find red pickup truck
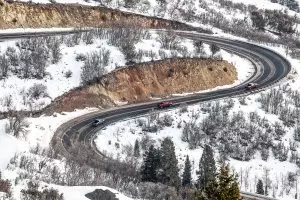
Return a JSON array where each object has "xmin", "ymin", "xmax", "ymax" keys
[{"xmin": 157, "ymin": 102, "xmax": 173, "ymax": 109}]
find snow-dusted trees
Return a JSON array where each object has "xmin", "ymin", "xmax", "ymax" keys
[
  {"xmin": 182, "ymin": 155, "xmax": 192, "ymax": 187},
  {"xmin": 258, "ymin": 89, "xmax": 284, "ymax": 115},
  {"xmin": 197, "ymin": 144, "xmax": 216, "ymax": 189},
  {"xmin": 80, "ymin": 49, "xmax": 110, "ymax": 84},
  {"xmin": 251, "ymin": 11, "xmax": 266, "ymax": 30},
  {"xmin": 271, "ymin": 0, "xmax": 299, "ymax": 12},
  {"xmin": 197, "ymin": 164, "xmax": 240, "ymax": 200},
  {"xmin": 0, "ymin": 172, "xmax": 11, "ymax": 196},
  {"xmin": 157, "ymin": 30, "xmax": 180, "ymax": 50},
  {"xmin": 6, "ymin": 113, "xmax": 29, "ymax": 138},
  {"xmin": 0, "ymin": 54, "xmax": 9, "ymax": 79},
  {"xmin": 133, "ymin": 139, "xmax": 140, "ymax": 157},
  {"xmin": 140, "ymin": 145, "xmax": 161, "ymax": 183},
  {"xmin": 159, "ymin": 137, "xmax": 180, "ymax": 189},
  {"xmin": 0, "ymin": 36, "xmax": 62, "ymax": 79},
  {"xmin": 5, "ymin": 47, "xmax": 19, "ymax": 68},
  {"xmin": 28, "ymin": 83, "xmax": 48, "ymax": 100},
  {"xmin": 256, "ymin": 179, "xmax": 264, "ymax": 195},
  {"xmin": 21, "ymin": 181, "xmax": 63, "ymax": 200},
  {"xmin": 140, "ymin": 138, "xmax": 180, "ymax": 189},
  {"xmin": 123, "ymin": 0, "xmax": 137, "ymax": 8}
]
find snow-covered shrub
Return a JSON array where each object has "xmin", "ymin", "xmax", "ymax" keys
[
  {"xmin": 75, "ymin": 53, "xmax": 87, "ymax": 62},
  {"xmin": 28, "ymin": 83, "xmax": 48, "ymax": 100},
  {"xmin": 157, "ymin": 30, "xmax": 180, "ymax": 50},
  {"xmin": 80, "ymin": 49, "xmax": 110, "ymax": 84},
  {"xmin": 120, "ymin": 42, "xmax": 136, "ymax": 65},
  {"xmin": 64, "ymin": 70, "xmax": 73, "ymax": 78},
  {"xmin": 64, "ymin": 32, "xmax": 82, "ymax": 47},
  {"xmin": 157, "ymin": 114, "xmax": 174, "ymax": 127},
  {"xmin": 6, "ymin": 114, "xmax": 29, "ymax": 138},
  {"xmin": 0, "ymin": 54, "xmax": 9, "ymax": 79},
  {"xmin": 257, "ymin": 89, "xmax": 284, "ymax": 115},
  {"xmin": 5, "ymin": 47, "xmax": 20, "ymax": 67}
]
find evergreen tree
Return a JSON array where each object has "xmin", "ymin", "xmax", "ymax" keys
[
  {"xmin": 182, "ymin": 155, "xmax": 192, "ymax": 187},
  {"xmin": 159, "ymin": 137, "xmax": 181, "ymax": 189},
  {"xmin": 196, "ymin": 164, "xmax": 240, "ymax": 200},
  {"xmin": 256, "ymin": 179, "xmax": 264, "ymax": 195},
  {"xmin": 197, "ymin": 144, "xmax": 216, "ymax": 189},
  {"xmin": 217, "ymin": 164, "xmax": 240, "ymax": 200},
  {"xmin": 133, "ymin": 139, "xmax": 140, "ymax": 157},
  {"xmin": 140, "ymin": 145, "xmax": 160, "ymax": 182}
]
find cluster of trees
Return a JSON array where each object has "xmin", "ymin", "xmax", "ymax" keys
[
  {"xmin": 251, "ymin": 9, "xmax": 298, "ymax": 34},
  {"xmin": 80, "ymin": 49, "xmax": 110, "ymax": 84},
  {"xmin": 140, "ymin": 137, "xmax": 180, "ymax": 189},
  {"xmin": 271, "ymin": 0, "xmax": 300, "ymax": 12},
  {"xmin": 0, "ymin": 171, "xmax": 11, "ymax": 198},
  {"xmin": 21, "ymin": 181, "xmax": 63, "ymax": 200},
  {"xmin": 0, "ymin": 36, "xmax": 62, "ymax": 80},
  {"xmin": 177, "ymin": 93, "xmax": 300, "ymax": 164},
  {"xmin": 140, "ymin": 138, "xmax": 240, "ymax": 199}
]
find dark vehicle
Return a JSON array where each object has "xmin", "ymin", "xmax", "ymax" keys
[
  {"xmin": 92, "ymin": 119, "xmax": 105, "ymax": 127},
  {"xmin": 245, "ymin": 83, "xmax": 258, "ymax": 90},
  {"xmin": 158, "ymin": 102, "xmax": 173, "ymax": 109}
]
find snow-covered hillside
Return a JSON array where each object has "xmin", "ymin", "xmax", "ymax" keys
[
  {"xmin": 93, "ymin": 44, "xmax": 300, "ymax": 200},
  {"xmin": 0, "ymin": 0, "xmax": 299, "ymax": 199},
  {"xmin": 0, "ymin": 28, "xmax": 254, "ymax": 199}
]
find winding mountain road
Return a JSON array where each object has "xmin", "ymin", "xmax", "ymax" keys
[
  {"xmin": 0, "ymin": 30, "xmax": 288, "ymax": 200},
  {"xmin": 50, "ymin": 31, "xmax": 290, "ymax": 200}
]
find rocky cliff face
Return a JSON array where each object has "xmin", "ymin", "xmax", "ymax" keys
[
  {"xmin": 0, "ymin": 0, "xmax": 203, "ymax": 30},
  {"xmin": 48, "ymin": 59, "xmax": 237, "ymax": 113}
]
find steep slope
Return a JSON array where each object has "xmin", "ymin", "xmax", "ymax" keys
[
  {"xmin": 49, "ymin": 59, "xmax": 237, "ymax": 112},
  {"xmin": 0, "ymin": 0, "xmax": 205, "ymax": 31}
]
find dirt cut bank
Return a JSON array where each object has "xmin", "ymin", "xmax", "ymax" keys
[
  {"xmin": 0, "ymin": 0, "xmax": 209, "ymax": 31},
  {"xmin": 48, "ymin": 59, "xmax": 237, "ymax": 113}
]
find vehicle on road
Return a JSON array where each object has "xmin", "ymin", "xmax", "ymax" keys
[
  {"xmin": 245, "ymin": 83, "xmax": 259, "ymax": 90},
  {"xmin": 157, "ymin": 102, "xmax": 173, "ymax": 109},
  {"xmin": 92, "ymin": 119, "xmax": 105, "ymax": 127}
]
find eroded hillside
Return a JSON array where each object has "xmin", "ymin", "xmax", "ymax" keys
[
  {"xmin": 0, "ymin": 0, "xmax": 203, "ymax": 30},
  {"xmin": 48, "ymin": 59, "xmax": 237, "ymax": 113}
]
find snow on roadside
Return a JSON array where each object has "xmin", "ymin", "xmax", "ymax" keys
[{"xmin": 0, "ymin": 108, "xmax": 98, "ymax": 171}]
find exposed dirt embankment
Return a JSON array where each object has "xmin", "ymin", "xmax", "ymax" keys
[
  {"xmin": 47, "ymin": 59, "xmax": 237, "ymax": 113},
  {"xmin": 0, "ymin": 0, "xmax": 207, "ymax": 31}
]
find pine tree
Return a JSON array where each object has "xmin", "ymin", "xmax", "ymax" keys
[
  {"xmin": 133, "ymin": 139, "xmax": 140, "ymax": 157},
  {"xmin": 197, "ymin": 164, "xmax": 240, "ymax": 200},
  {"xmin": 159, "ymin": 137, "xmax": 181, "ymax": 189},
  {"xmin": 140, "ymin": 145, "xmax": 160, "ymax": 182},
  {"xmin": 197, "ymin": 144, "xmax": 216, "ymax": 189},
  {"xmin": 217, "ymin": 164, "xmax": 240, "ymax": 200},
  {"xmin": 182, "ymin": 155, "xmax": 192, "ymax": 187},
  {"xmin": 256, "ymin": 179, "xmax": 264, "ymax": 195}
]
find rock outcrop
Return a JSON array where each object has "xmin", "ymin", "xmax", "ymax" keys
[
  {"xmin": 48, "ymin": 59, "xmax": 237, "ymax": 113},
  {"xmin": 0, "ymin": 0, "xmax": 207, "ymax": 31}
]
